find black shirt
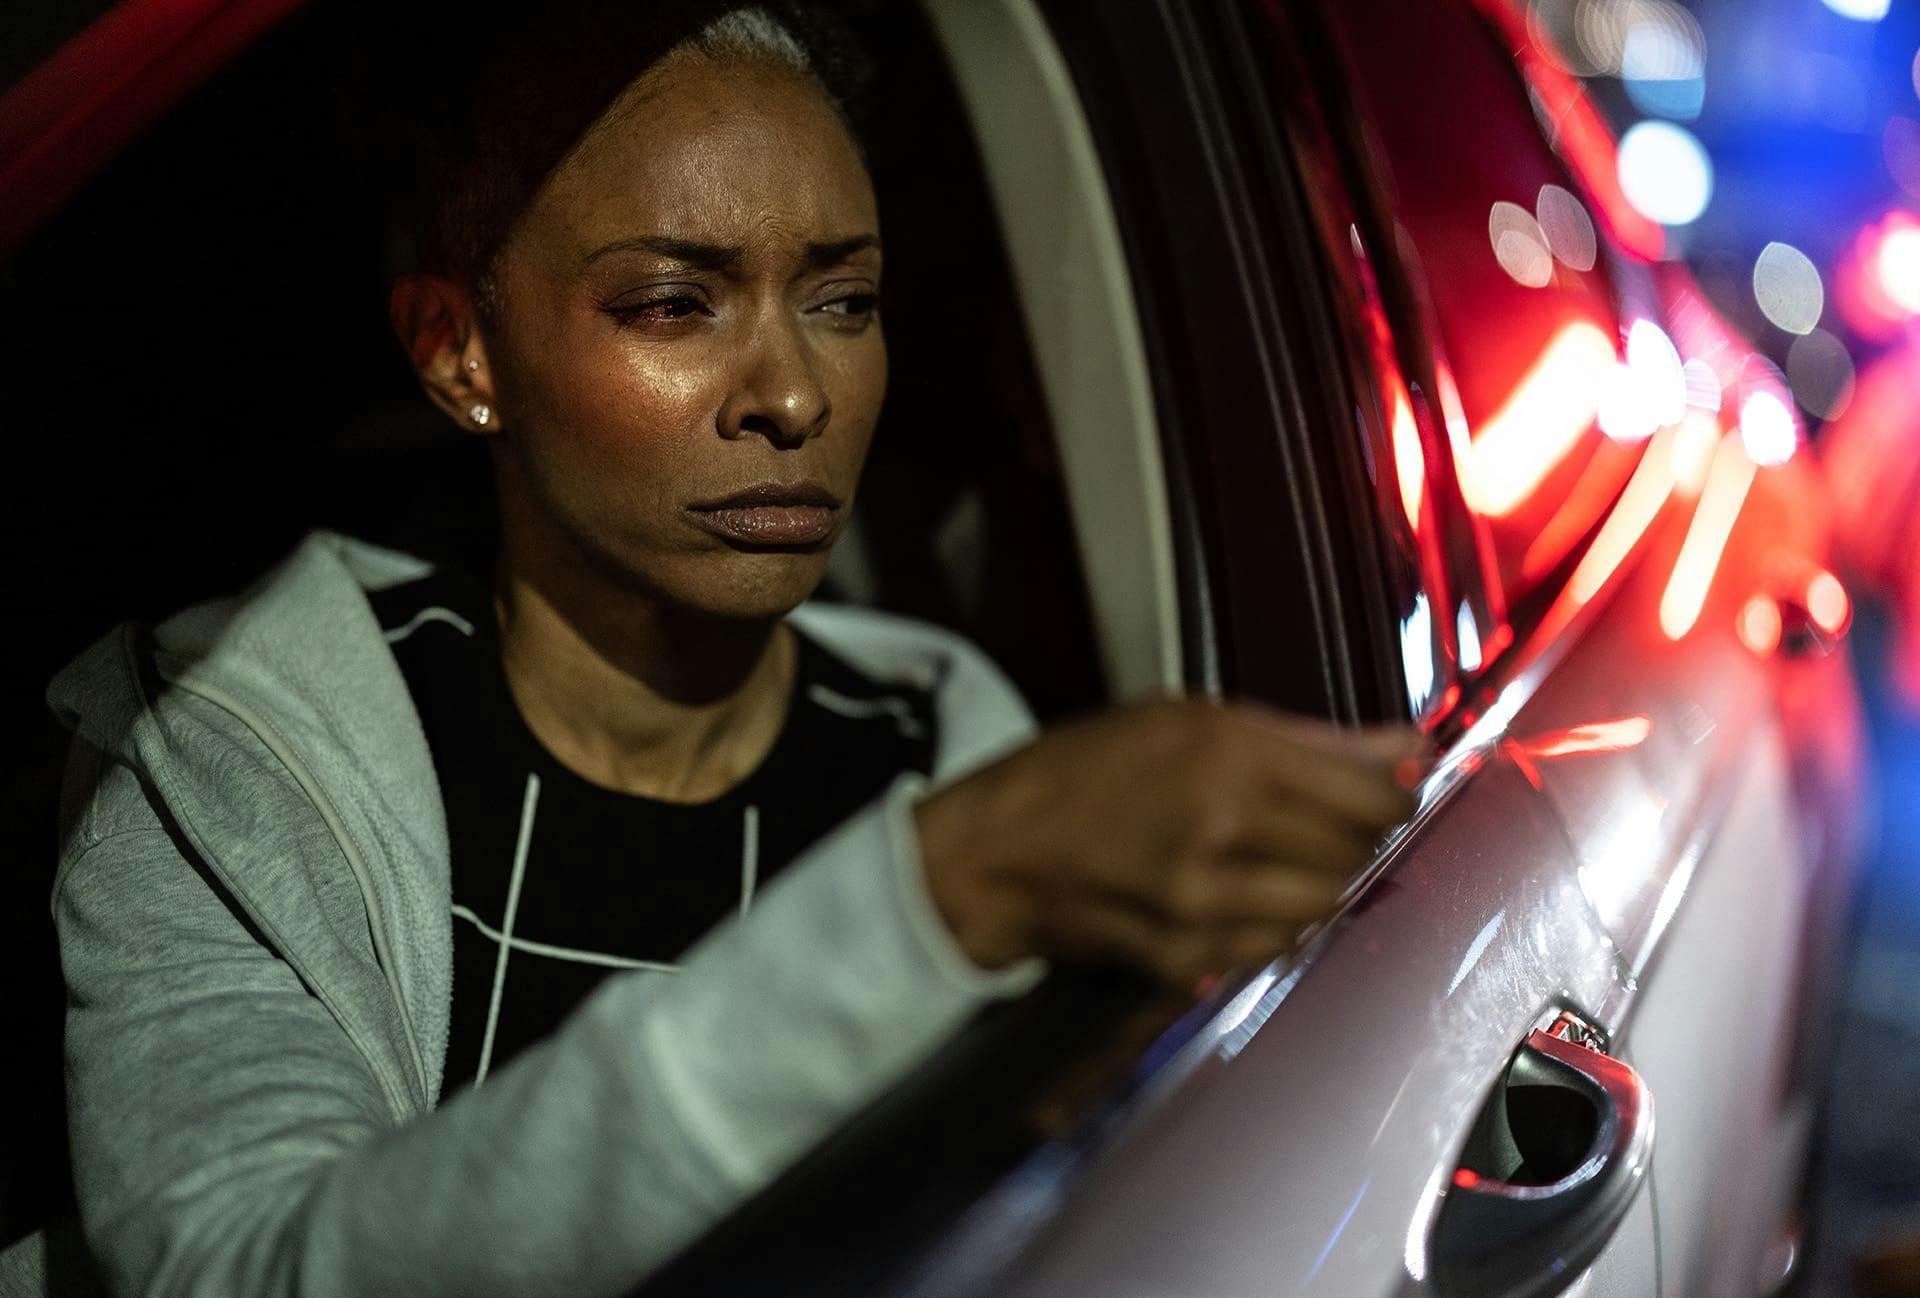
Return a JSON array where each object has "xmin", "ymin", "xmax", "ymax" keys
[{"xmin": 369, "ymin": 570, "xmax": 937, "ymax": 1094}]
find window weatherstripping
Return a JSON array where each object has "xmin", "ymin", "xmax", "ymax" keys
[{"xmin": 921, "ymin": 0, "xmax": 1182, "ymax": 701}]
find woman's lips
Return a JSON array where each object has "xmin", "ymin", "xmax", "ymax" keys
[
  {"xmin": 691, "ymin": 503, "xmax": 837, "ymax": 546},
  {"xmin": 687, "ymin": 483, "xmax": 841, "ymax": 548}
]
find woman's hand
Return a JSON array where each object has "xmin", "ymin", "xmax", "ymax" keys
[{"xmin": 915, "ymin": 698, "xmax": 1431, "ymax": 985}]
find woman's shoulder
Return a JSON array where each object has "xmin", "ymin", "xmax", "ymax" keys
[
  {"xmin": 787, "ymin": 603, "xmax": 1037, "ymax": 782},
  {"xmin": 46, "ymin": 530, "xmax": 445, "ymax": 857}
]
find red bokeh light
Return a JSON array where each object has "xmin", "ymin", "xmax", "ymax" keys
[{"xmin": 1836, "ymin": 210, "xmax": 1920, "ymax": 338}]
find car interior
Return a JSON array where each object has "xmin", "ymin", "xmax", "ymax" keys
[{"xmin": 0, "ymin": 0, "xmax": 1202, "ymax": 1282}]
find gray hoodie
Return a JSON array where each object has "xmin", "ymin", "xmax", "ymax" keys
[{"xmin": 20, "ymin": 530, "xmax": 1042, "ymax": 1298}]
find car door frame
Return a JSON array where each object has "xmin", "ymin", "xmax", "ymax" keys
[
  {"xmin": 633, "ymin": 0, "xmax": 1667, "ymax": 1291},
  {"xmin": 1031, "ymin": 0, "xmax": 1409, "ymax": 723}
]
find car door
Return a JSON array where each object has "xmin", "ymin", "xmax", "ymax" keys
[
  {"xmin": 929, "ymin": 3, "xmax": 1663, "ymax": 1293},
  {"xmin": 887, "ymin": 0, "xmax": 1843, "ymax": 1292},
  {"xmin": 635, "ymin": 1, "xmax": 1852, "ymax": 1292},
  {"xmin": 1293, "ymin": 1, "xmax": 1866, "ymax": 1292}
]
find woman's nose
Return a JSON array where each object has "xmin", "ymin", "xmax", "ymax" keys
[{"xmin": 718, "ymin": 319, "xmax": 830, "ymax": 447}]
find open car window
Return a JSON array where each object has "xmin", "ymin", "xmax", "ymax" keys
[{"xmin": 635, "ymin": 0, "xmax": 1421, "ymax": 1290}]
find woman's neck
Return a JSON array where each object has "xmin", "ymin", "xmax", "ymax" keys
[{"xmin": 491, "ymin": 546, "xmax": 795, "ymax": 804}]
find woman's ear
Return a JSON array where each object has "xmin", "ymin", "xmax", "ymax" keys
[{"xmin": 389, "ymin": 273, "xmax": 502, "ymax": 434}]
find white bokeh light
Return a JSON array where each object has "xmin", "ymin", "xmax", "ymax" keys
[
  {"xmin": 1456, "ymin": 603, "xmax": 1483, "ymax": 673},
  {"xmin": 1821, "ymin": 0, "xmax": 1890, "ymax": 20},
  {"xmin": 1752, "ymin": 242, "xmax": 1825, "ymax": 335},
  {"xmin": 1490, "ymin": 201, "xmax": 1555, "ymax": 287},
  {"xmin": 1536, "ymin": 184, "xmax": 1599, "ymax": 271},
  {"xmin": 1618, "ymin": 121, "xmax": 1714, "ymax": 225},
  {"xmin": 1682, "ymin": 357, "xmax": 1723, "ymax": 411},
  {"xmin": 1621, "ymin": 17, "xmax": 1706, "ymax": 119},
  {"xmin": 1571, "ymin": 0, "xmax": 1704, "ymax": 77},
  {"xmin": 1739, "ymin": 390, "xmax": 1799, "ymax": 467},
  {"xmin": 1599, "ymin": 320, "xmax": 1687, "ymax": 442},
  {"xmin": 1628, "ymin": 320, "xmax": 1687, "ymax": 426},
  {"xmin": 1598, "ymin": 362, "xmax": 1655, "ymax": 442}
]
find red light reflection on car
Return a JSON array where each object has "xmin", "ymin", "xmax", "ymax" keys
[
  {"xmin": 1520, "ymin": 439, "xmax": 1640, "ymax": 581},
  {"xmin": 1391, "ymin": 384, "xmax": 1425, "ymax": 532},
  {"xmin": 1670, "ymin": 412, "xmax": 1721, "ymax": 496},
  {"xmin": 0, "ymin": 0, "xmax": 313, "ymax": 255},
  {"xmin": 1510, "ymin": 715, "xmax": 1654, "ymax": 759},
  {"xmin": 1567, "ymin": 424, "xmax": 1679, "ymax": 605},
  {"xmin": 1660, "ymin": 437, "xmax": 1758, "ymax": 640},
  {"xmin": 1503, "ymin": 715, "xmax": 1653, "ymax": 788},
  {"xmin": 1456, "ymin": 321, "xmax": 1616, "ymax": 517}
]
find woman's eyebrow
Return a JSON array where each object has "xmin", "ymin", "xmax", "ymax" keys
[
  {"xmin": 581, "ymin": 235, "xmax": 744, "ymax": 270},
  {"xmin": 579, "ymin": 233, "xmax": 881, "ymax": 271},
  {"xmin": 804, "ymin": 234, "xmax": 882, "ymax": 267}
]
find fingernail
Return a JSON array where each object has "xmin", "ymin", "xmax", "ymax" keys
[{"xmin": 1394, "ymin": 755, "xmax": 1434, "ymax": 789}]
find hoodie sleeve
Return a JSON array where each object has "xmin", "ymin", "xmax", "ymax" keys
[{"xmin": 56, "ymin": 635, "xmax": 1046, "ymax": 1298}]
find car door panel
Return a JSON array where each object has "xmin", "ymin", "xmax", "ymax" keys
[
  {"xmin": 1494, "ymin": 424, "xmax": 1842, "ymax": 1298},
  {"xmin": 1508, "ymin": 578, "xmax": 1811, "ymax": 1296},
  {"xmin": 1622, "ymin": 732, "xmax": 1808, "ymax": 1297},
  {"xmin": 986, "ymin": 759, "xmax": 1644, "ymax": 1297},
  {"xmin": 1558, "ymin": 1185, "xmax": 1659, "ymax": 1298}
]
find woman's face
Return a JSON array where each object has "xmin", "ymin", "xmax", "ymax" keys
[{"xmin": 479, "ymin": 52, "xmax": 885, "ymax": 621}]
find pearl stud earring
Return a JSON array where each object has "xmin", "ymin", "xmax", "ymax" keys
[{"xmin": 467, "ymin": 403, "xmax": 493, "ymax": 428}]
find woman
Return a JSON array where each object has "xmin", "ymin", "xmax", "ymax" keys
[{"xmin": 41, "ymin": 3, "xmax": 1426, "ymax": 1294}]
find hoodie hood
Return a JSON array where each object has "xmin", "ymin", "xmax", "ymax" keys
[{"xmin": 48, "ymin": 530, "xmax": 453, "ymax": 1107}]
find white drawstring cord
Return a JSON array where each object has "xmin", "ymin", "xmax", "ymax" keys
[
  {"xmin": 739, "ymin": 804, "xmax": 760, "ymax": 917},
  {"xmin": 475, "ymin": 772, "xmax": 541, "ymax": 1087}
]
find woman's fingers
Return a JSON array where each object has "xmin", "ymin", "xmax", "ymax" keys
[
  {"xmin": 1226, "ymin": 713, "xmax": 1429, "ymax": 831},
  {"xmin": 915, "ymin": 699, "xmax": 1435, "ymax": 976},
  {"xmin": 1203, "ymin": 859, "xmax": 1357, "ymax": 925},
  {"xmin": 1262, "ymin": 744, "xmax": 1422, "ymax": 830},
  {"xmin": 1226, "ymin": 799, "xmax": 1392, "ymax": 872},
  {"xmin": 1040, "ymin": 859, "xmax": 1352, "ymax": 974},
  {"xmin": 1036, "ymin": 896, "xmax": 1303, "ymax": 986},
  {"xmin": 1279, "ymin": 715, "xmax": 1433, "ymax": 764}
]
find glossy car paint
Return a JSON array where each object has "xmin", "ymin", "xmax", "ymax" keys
[
  {"xmin": 959, "ymin": 413, "xmax": 1845, "ymax": 1297},
  {"xmin": 987, "ymin": 758, "xmax": 1634, "ymax": 1295}
]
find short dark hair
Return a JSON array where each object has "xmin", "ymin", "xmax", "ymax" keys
[{"xmin": 392, "ymin": 1, "xmax": 872, "ymax": 295}]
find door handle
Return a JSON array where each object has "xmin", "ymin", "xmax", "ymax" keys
[{"xmin": 1428, "ymin": 1021, "xmax": 1655, "ymax": 1298}]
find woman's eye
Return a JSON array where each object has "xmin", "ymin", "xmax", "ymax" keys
[
  {"xmin": 818, "ymin": 292, "xmax": 880, "ymax": 321},
  {"xmin": 606, "ymin": 293, "xmax": 710, "ymax": 325}
]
